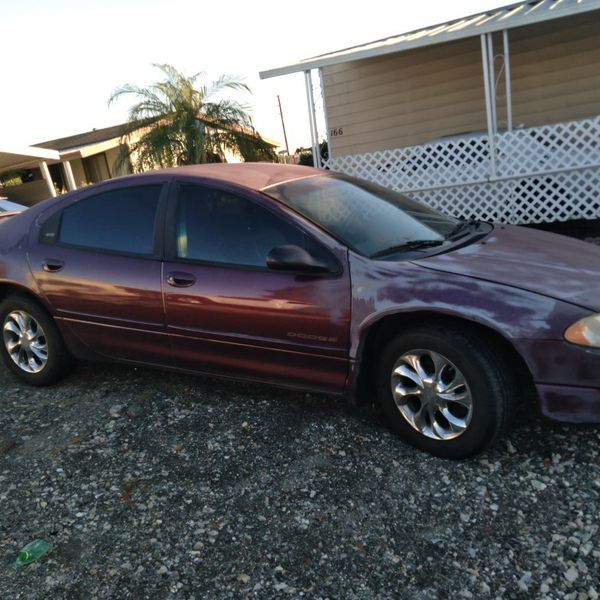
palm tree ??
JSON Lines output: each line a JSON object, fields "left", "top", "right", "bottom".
{"left": 109, "top": 64, "right": 276, "bottom": 172}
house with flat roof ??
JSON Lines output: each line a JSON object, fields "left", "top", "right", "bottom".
{"left": 35, "top": 123, "right": 133, "bottom": 192}
{"left": 260, "top": 0, "right": 600, "bottom": 225}
{"left": 0, "top": 124, "right": 134, "bottom": 206}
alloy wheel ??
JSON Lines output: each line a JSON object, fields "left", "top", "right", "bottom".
{"left": 391, "top": 349, "right": 473, "bottom": 440}
{"left": 2, "top": 310, "right": 49, "bottom": 374}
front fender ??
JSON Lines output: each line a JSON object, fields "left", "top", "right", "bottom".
{"left": 345, "top": 253, "right": 590, "bottom": 402}
{"left": 349, "top": 253, "right": 588, "bottom": 360}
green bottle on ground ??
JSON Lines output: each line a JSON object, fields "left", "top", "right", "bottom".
{"left": 15, "top": 539, "right": 52, "bottom": 567}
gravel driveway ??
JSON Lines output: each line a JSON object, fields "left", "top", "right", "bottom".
{"left": 0, "top": 359, "right": 598, "bottom": 599}
{"left": 1, "top": 233, "right": 600, "bottom": 599}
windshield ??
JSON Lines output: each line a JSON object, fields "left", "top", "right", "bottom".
{"left": 263, "top": 174, "right": 459, "bottom": 257}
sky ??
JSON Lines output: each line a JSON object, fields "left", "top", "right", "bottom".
{"left": 0, "top": 0, "right": 510, "bottom": 153}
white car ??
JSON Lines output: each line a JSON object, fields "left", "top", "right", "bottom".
{"left": 0, "top": 199, "right": 26, "bottom": 213}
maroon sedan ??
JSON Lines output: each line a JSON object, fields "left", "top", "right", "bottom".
{"left": 1, "top": 164, "right": 599, "bottom": 458}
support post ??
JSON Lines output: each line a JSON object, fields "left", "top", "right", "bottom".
{"left": 277, "top": 95, "right": 290, "bottom": 156}
{"left": 62, "top": 160, "right": 77, "bottom": 191}
{"left": 38, "top": 161, "right": 56, "bottom": 197}
{"left": 486, "top": 33, "right": 497, "bottom": 134}
{"left": 318, "top": 67, "right": 331, "bottom": 163}
{"left": 304, "top": 70, "right": 320, "bottom": 168}
{"left": 502, "top": 29, "right": 513, "bottom": 131}
{"left": 480, "top": 35, "right": 497, "bottom": 177}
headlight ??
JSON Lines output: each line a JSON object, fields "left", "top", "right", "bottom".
{"left": 565, "top": 314, "right": 600, "bottom": 348}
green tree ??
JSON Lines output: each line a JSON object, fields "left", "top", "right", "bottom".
{"left": 296, "top": 141, "right": 329, "bottom": 167}
{"left": 109, "top": 64, "right": 276, "bottom": 172}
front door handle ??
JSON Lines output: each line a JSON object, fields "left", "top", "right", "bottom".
{"left": 42, "top": 259, "right": 65, "bottom": 273}
{"left": 167, "top": 272, "right": 196, "bottom": 287}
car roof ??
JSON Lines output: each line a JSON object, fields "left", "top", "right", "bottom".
{"left": 115, "top": 163, "right": 323, "bottom": 192}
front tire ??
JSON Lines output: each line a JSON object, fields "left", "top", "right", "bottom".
{"left": 0, "top": 295, "right": 73, "bottom": 386}
{"left": 376, "top": 325, "right": 517, "bottom": 459}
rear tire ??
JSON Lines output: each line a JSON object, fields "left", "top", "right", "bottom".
{"left": 376, "top": 324, "right": 518, "bottom": 459}
{"left": 0, "top": 295, "right": 73, "bottom": 386}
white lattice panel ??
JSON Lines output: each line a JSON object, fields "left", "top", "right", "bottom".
{"left": 406, "top": 168, "right": 600, "bottom": 225}
{"left": 497, "top": 117, "right": 600, "bottom": 175}
{"left": 323, "top": 116, "right": 600, "bottom": 224}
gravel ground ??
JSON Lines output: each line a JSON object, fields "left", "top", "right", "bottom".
{"left": 0, "top": 360, "right": 598, "bottom": 599}
{"left": 1, "top": 233, "right": 599, "bottom": 599}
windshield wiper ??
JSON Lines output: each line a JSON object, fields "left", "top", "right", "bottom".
{"left": 370, "top": 239, "right": 444, "bottom": 259}
{"left": 447, "top": 217, "right": 480, "bottom": 241}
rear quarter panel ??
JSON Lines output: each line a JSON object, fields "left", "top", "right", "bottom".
{"left": 0, "top": 210, "right": 47, "bottom": 306}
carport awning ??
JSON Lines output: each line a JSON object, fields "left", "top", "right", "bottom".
{"left": 0, "top": 146, "right": 60, "bottom": 171}
{"left": 0, "top": 146, "right": 61, "bottom": 198}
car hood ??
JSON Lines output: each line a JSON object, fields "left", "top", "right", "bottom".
{"left": 414, "top": 225, "right": 600, "bottom": 312}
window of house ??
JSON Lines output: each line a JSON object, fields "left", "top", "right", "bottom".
{"left": 55, "top": 185, "right": 162, "bottom": 256}
{"left": 174, "top": 184, "right": 306, "bottom": 268}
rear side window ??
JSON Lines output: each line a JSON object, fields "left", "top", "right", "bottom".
{"left": 174, "top": 184, "right": 306, "bottom": 267}
{"left": 48, "top": 185, "right": 162, "bottom": 256}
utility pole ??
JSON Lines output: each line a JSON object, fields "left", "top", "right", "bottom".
{"left": 277, "top": 95, "right": 290, "bottom": 156}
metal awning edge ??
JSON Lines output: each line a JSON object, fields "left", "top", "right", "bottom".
{"left": 0, "top": 146, "right": 61, "bottom": 172}
{"left": 259, "top": 0, "right": 599, "bottom": 79}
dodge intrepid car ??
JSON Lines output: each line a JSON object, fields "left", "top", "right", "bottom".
{"left": 1, "top": 164, "right": 598, "bottom": 458}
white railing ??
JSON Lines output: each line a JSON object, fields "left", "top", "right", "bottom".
{"left": 323, "top": 116, "right": 600, "bottom": 224}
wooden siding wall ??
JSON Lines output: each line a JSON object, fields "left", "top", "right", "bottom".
{"left": 507, "top": 14, "right": 600, "bottom": 129}
{"left": 323, "top": 12, "right": 600, "bottom": 157}
{"left": 322, "top": 37, "right": 487, "bottom": 156}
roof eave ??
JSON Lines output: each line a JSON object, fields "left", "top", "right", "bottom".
{"left": 58, "top": 136, "right": 126, "bottom": 160}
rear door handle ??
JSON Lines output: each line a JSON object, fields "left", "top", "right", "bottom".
{"left": 42, "top": 259, "right": 65, "bottom": 273}
{"left": 167, "top": 272, "right": 196, "bottom": 287}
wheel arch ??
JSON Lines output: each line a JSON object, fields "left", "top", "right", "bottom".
{"left": 0, "top": 280, "right": 75, "bottom": 385}
{"left": 0, "top": 281, "right": 53, "bottom": 313}
{"left": 352, "top": 310, "right": 536, "bottom": 407}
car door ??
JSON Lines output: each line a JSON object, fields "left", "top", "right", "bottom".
{"left": 28, "top": 181, "right": 171, "bottom": 365}
{"left": 162, "top": 181, "right": 351, "bottom": 392}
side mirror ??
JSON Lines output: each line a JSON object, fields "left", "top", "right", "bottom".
{"left": 266, "top": 244, "right": 333, "bottom": 274}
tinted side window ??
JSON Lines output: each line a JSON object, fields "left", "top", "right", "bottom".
{"left": 56, "top": 185, "right": 162, "bottom": 256}
{"left": 175, "top": 184, "right": 305, "bottom": 267}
